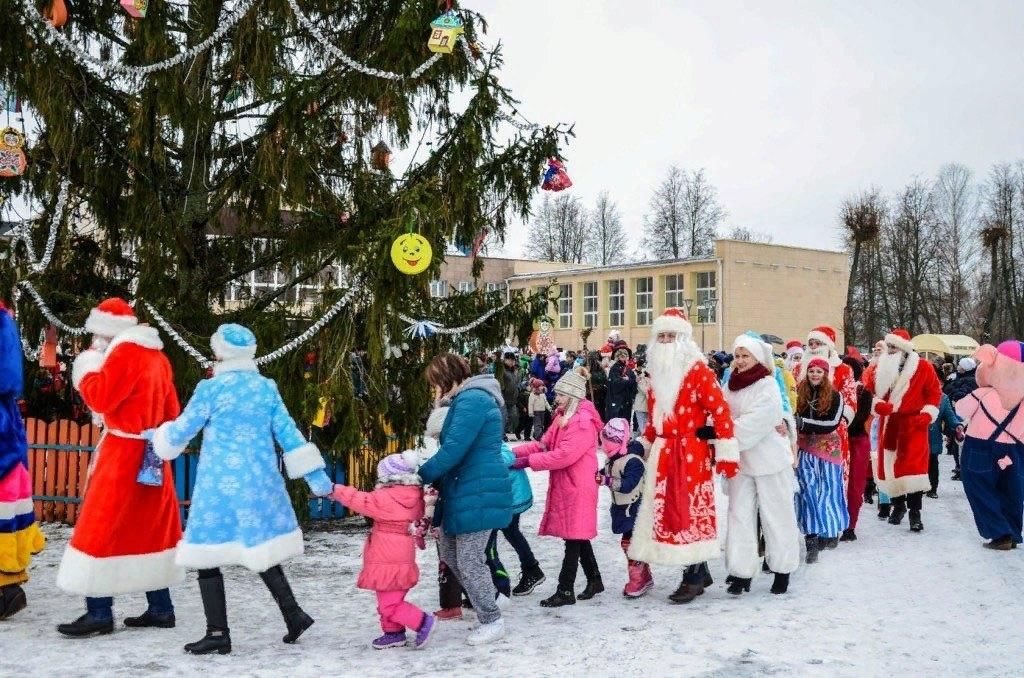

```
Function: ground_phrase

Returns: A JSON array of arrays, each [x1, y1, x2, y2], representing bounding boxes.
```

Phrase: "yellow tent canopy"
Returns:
[[912, 334, 979, 358]]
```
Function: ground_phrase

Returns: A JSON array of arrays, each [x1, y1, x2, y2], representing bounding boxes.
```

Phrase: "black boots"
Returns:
[[839, 528, 857, 542], [185, 572, 231, 655], [577, 577, 605, 601], [512, 566, 546, 596], [909, 510, 924, 532], [0, 584, 26, 621], [888, 504, 907, 525], [726, 578, 751, 595], [56, 614, 114, 637], [260, 565, 314, 644], [878, 503, 891, 520], [983, 536, 1017, 551], [820, 537, 840, 550], [539, 588, 575, 607], [770, 573, 790, 595], [124, 610, 176, 629], [805, 535, 820, 564]]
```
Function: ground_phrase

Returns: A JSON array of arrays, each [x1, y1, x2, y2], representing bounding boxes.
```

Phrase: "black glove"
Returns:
[[695, 425, 717, 440]]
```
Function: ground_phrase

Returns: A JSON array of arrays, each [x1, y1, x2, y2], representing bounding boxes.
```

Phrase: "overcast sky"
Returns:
[[468, 0, 1024, 258]]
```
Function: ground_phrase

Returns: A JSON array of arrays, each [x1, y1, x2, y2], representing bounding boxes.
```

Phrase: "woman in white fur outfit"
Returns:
[[722, 334, 802, 596]]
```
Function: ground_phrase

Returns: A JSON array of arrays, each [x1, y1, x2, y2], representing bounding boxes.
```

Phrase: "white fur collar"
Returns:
[[213, 358, 259, 375], [104, 324, 163, 356], [886, 351, 920, 410]]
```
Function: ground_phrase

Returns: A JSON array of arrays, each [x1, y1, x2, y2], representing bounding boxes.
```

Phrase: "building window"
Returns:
[[583, 281, 598, 328], [696, 271, 717, 324], [457, 281, 474, 294], [665, 273, 685, 309], [608, 279, 625, 327], [429, 280, 448, 298], [635, 277, 653, 326], [558, 283, 573, 329], [485, 281, 507, 293]]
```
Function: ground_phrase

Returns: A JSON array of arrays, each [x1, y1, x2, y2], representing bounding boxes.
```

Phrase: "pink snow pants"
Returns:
[[376, 590, 426, 633], [847, 434, 871, 530]]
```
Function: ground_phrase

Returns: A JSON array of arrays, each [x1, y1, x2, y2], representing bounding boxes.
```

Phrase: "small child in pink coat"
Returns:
[[330, 452, 433, 650]]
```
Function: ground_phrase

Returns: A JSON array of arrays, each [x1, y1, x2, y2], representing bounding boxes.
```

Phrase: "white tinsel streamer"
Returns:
[[17, 179, 70, 274], [15, 280, 88, 335], [25, 0, 260, 78], [141, 301, 214, 368], [254, 285, 361, 365], [457, 36, 540, 132], [397, 301, 510, 337], [287, 0, 443, 81]]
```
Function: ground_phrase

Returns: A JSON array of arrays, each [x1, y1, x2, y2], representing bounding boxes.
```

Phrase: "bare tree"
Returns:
[[979, 164, 1021, 341], [642, 166, 725, 259], [931, 164, 980, 333], [525, 194, 589, 263], [586, 191, 629, 265], [840, 189, 885, 348], [726, 226, 774, 243]]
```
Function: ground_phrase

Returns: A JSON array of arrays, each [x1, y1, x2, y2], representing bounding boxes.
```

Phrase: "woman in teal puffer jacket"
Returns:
[[927, 393, 963, 498], [418, 354, 513, 646]]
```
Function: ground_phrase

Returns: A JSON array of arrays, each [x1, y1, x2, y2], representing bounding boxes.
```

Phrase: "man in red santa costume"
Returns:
[[783, 340, 804, 373], [56, 298, 185, 637], [870, 328, 941, 532], [628, 308, 739, 604]]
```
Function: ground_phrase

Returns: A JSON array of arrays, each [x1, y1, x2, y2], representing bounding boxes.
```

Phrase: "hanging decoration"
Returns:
[[390, 231, 433, 276], [303, 351, 316, 379], [0, 127, 28, 178], [541, 158, 572, 192], [13, 281, 88, 335], [120, 0, 149, 19], [396, 301, 511, 339], [44, 0, 67, 27], [39, 325, 58, 368], [427, 8, 464, 54], [403, 320, 439, 340], [312, 397, 333, 428], [370, 141, 392, 170]]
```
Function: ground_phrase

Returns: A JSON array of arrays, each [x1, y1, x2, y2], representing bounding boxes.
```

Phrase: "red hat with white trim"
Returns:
[[651, 307, 692, 338], [85, 297, 138, 337], [807, 326, 837, 351], [785, 340, 802, 352], [885, 328, 914, 354]]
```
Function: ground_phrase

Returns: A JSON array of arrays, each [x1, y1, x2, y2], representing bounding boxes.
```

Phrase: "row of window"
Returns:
[[429, 280, 507, 298], [553, 272, 717, 329]]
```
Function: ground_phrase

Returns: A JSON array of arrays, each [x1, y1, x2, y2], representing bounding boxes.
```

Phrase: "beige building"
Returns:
[[429, 254, 590, 298], [504, 239, 850, 353]]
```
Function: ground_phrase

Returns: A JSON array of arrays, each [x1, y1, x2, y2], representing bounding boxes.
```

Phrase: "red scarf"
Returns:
[[728, 363, 772, 391]]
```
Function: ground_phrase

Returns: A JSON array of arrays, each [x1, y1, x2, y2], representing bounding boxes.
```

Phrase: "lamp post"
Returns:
[[699, 296, 718, 353]]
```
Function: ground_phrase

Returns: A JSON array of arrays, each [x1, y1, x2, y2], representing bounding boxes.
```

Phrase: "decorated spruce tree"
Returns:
[[0, 0, 568, 471]]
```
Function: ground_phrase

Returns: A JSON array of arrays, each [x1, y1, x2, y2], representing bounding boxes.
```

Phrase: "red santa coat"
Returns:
[[871, 351, 941, 497], [56, 326, 185, 596], [628, 359, 738, 566]]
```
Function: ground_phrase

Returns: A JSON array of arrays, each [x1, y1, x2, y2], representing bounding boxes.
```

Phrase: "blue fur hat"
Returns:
[[211, 323, 257, 360]]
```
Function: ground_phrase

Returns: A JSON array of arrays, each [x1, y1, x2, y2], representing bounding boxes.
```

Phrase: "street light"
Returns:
[[699, 296, 718, 353], [682, 298, 693, 315]]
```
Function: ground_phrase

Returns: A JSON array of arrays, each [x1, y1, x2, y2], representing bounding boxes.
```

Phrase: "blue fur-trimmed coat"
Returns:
[[150, 359, 324, 573]]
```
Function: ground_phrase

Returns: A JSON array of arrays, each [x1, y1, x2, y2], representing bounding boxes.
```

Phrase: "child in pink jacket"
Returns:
[[512, 368, 604, 608], [330, 452, 433, 650]]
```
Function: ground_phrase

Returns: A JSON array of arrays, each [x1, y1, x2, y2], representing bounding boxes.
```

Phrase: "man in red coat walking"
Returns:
[[870, 328, 942, 532], [56, 298, 184, 637]]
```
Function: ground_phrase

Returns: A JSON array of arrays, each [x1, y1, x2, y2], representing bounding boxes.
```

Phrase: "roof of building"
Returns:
[[507, 255, 717, 281]]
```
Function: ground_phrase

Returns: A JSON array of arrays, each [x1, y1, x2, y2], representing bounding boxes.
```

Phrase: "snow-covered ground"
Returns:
[[2, 453, 1022, 677]]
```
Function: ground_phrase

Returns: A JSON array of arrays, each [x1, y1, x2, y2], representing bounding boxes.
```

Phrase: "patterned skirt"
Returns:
[[796, 451, 850, 538]]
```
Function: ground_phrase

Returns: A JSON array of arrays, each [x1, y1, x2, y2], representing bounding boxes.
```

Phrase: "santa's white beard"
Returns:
[[785, 354, 802, 372], [647, 337, 701, 415], [874, 351, 904, 396]]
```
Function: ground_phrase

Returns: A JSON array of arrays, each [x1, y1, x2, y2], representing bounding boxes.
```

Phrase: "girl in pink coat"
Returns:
[[512, 368, 604, 608], [329, 453, 433, 650]]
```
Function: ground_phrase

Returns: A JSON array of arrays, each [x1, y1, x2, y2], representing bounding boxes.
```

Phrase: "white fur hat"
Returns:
[[732, 333, 774, 370]]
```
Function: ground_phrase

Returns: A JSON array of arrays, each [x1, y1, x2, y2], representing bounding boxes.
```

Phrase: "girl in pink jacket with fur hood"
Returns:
[[330, 452, 432, 650], [512, 368, 604, 608]]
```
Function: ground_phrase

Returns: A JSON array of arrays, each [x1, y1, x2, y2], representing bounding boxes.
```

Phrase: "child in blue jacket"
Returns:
[[595, 418, 649, 597], [500, 443, 544, 595]]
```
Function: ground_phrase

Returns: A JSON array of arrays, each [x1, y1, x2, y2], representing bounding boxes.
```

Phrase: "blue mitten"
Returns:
[[141, 428, 155, 441], [304, 469, 333, 497]]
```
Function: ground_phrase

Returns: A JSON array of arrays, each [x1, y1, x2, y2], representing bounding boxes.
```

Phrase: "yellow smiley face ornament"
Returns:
[[390, 233, 433, 275]]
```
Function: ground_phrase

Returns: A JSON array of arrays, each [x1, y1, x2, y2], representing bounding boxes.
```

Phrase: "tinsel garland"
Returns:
[[398, 301, 510, 338], [14, 280, 88, 335], [13, 179, 69, 274]]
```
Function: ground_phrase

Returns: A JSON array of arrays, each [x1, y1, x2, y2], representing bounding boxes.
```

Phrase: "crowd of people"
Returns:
[[1, 299, 1022, 656]]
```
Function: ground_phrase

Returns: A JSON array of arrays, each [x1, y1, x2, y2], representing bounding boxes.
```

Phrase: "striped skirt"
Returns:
[[796, 451, 849, 538]]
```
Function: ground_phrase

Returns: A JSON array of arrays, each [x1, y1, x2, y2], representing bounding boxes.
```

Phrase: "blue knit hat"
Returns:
[[211, 323, 257, 360]]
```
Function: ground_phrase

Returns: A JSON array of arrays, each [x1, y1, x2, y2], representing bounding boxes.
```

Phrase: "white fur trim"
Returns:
[[212, 358, 259, 375], [875, 472, 931, 498], [425, 407, 449, 438], [887, 351, 920, 410], [151, 423, 187, 461], [56, 545, 185, 596], [0, 497, 33, 520], [401, 449, 421, 471], [651, 314, 693, 339], [921, 404, 939, 423], [376, 473, 424, 487], [807, 330, 835, 351], [175, 529, 303, 572], [842, 402, 855, 424], [732, 334, 773, 369], [713, 437, 740, 464], [211, 331, 258, 361], [105, 324, 164, 354], [885, 332, 915, 354], [85, 307, 138, 337], [71, 349, 105, 389], [282, 442, 324, 479]]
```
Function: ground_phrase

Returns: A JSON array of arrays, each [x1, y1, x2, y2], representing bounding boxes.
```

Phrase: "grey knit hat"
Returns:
[[554, 370, 587, 400]]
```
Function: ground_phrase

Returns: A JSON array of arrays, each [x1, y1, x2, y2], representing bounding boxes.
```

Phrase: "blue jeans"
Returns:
[[961, 438, 1024, 543], [85, 588, 173, 620]]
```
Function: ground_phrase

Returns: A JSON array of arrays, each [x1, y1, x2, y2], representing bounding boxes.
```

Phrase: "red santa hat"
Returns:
[[651, 307, 692, 338], [807, 326, 837, 352], [885, 328, 915, 354], [785, 340, 803, 352], [85, 297, 138, 337]]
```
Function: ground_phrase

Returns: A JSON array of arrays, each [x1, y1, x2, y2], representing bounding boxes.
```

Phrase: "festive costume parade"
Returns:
[[0, 303, 45, 620], [147, 324, 330, 654], [629, 308, 738, 603], [56, 298, 184, 637], [722, 334, 801, 595], [869, 329, 942, 532]]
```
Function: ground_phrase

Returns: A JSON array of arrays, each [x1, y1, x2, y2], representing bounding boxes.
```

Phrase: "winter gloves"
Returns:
[[304, 469, 333, 497], [695, 425, 717, 440], [716, 460, 740, 479], [509, 457, 530, 470], [874, 400, 895, 416]]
